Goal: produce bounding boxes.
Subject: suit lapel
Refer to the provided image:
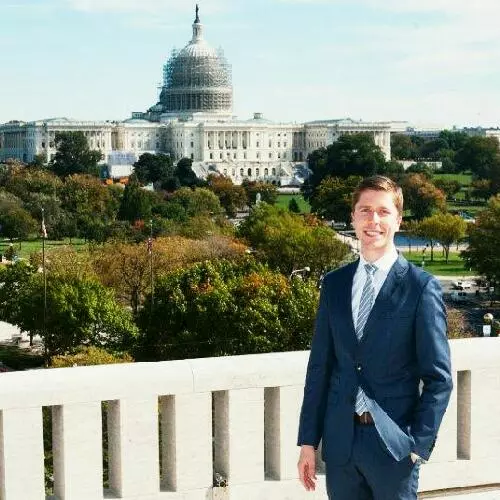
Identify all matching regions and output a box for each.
[337,260,358,350]
[360,253,409,344]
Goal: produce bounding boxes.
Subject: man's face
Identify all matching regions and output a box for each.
[352,189,402,259]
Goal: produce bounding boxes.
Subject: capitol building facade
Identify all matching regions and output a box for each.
[0,7,395,185]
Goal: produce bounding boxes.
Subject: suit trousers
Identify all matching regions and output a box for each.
[325,424,420,500]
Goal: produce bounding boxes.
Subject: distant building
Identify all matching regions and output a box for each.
[0,7,394,185]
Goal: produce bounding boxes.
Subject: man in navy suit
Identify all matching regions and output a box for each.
[297,176,452,499]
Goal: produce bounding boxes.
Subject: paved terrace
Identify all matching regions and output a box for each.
[0,339,499,499]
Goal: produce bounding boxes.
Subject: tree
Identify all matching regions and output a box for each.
[419,213,467,263]
[462,195,500,287]
[401,174,446,219]
[238,203,350,276]
[309,176,362,223]
[118,175,153,222]
[169,187,223,218]
[391,134,417,160]
[432,178,462,200]
[206,174,247,217]
[304,134,387,199]
[455,136,499,179]
[133,153,174,185]
[0,192,38,241]
[288,197,300,213]
[174,157,200,188]
[50,131,103,177]
[11,273,138,359]
[242,180,278,205]
[3,167,61,201]
[470,179,493,201]
[405,162,434,178]
[136,259,319,361]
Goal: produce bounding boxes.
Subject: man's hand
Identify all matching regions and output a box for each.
[298,445,317,491]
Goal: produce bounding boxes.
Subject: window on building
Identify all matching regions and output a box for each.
[247,168,252,177]
[210,153,213,159]
[190,153,194,160]
[240,168,244,176]
[243,152,247,159]
[256,152,260,159]
[256,168,260,176]
[264,168,269,176]
[220,153,223,159]
[269,152,272,159]
[256,141,260,147]
[190,141,194,148]
[272,168,276,176]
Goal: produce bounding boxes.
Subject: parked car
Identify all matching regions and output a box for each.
[452,280,472,290]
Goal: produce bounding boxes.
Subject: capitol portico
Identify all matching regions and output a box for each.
[0,6,394,185]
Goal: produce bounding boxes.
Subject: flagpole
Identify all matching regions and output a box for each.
[149,219,154,312]
[41,208,47,359]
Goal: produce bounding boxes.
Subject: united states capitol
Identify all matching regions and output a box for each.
[0,6,394,185]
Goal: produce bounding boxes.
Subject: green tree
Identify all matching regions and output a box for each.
[238,203,350,276]
[288,197,300,213]
[470,179,493,201]
[174,157,200,188]
[11,273,138,359]
[462,195,500,287]
[303,134,387,200]
[242,180,279,205]
[420,213,467,263]
[136,259,319,361]
[133,153,174,185]
[455,136,500,182]
[0,192,38,241]
[169,187,223,218]
[309,176,362,223]
[50,131,103,177]
[391,134,417,160]
[118,175,153,222]
[401,174,446,219]
[432,178,462,200]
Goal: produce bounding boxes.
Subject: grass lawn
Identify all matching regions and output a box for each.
[0,238,88,259]
[275,193,311,213]
[432,173,473,186]
[402,250,475,277]
[446,203,485,216]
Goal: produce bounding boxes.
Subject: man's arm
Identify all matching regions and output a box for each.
[411,277,453,460]
[297,274,335,448]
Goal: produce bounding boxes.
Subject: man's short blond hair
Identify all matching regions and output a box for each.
[351,176,404,215]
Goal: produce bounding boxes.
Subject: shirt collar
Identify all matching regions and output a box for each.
[359,247,398,274]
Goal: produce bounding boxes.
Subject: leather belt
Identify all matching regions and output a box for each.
[354,411,374,425]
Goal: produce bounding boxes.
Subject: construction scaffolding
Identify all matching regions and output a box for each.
[159,47,232,114]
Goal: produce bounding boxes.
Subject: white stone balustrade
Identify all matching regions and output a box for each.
[0,339,499,499]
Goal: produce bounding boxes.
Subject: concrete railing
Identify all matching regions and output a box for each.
[0,339,499,499]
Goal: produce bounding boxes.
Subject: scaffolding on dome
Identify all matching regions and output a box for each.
[158,46,233,114]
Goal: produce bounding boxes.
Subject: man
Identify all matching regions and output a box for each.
[297,176,452,499]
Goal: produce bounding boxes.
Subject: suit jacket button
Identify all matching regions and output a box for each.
[356,364,362,371]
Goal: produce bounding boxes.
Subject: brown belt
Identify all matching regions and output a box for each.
[354,412,374,425]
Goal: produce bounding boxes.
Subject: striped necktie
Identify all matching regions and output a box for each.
[355,263,377,415]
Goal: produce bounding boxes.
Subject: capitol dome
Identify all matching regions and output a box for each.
[156,6,233,116]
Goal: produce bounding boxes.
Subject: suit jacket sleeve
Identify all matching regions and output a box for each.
[411,276,453,460]
[297,274,335,448]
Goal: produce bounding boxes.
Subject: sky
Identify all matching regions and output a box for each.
[1,0,500,129]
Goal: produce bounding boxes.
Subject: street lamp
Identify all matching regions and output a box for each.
[482,313,494,337]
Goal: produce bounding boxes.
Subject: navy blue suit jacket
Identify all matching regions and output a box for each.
[297,253,453,465]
